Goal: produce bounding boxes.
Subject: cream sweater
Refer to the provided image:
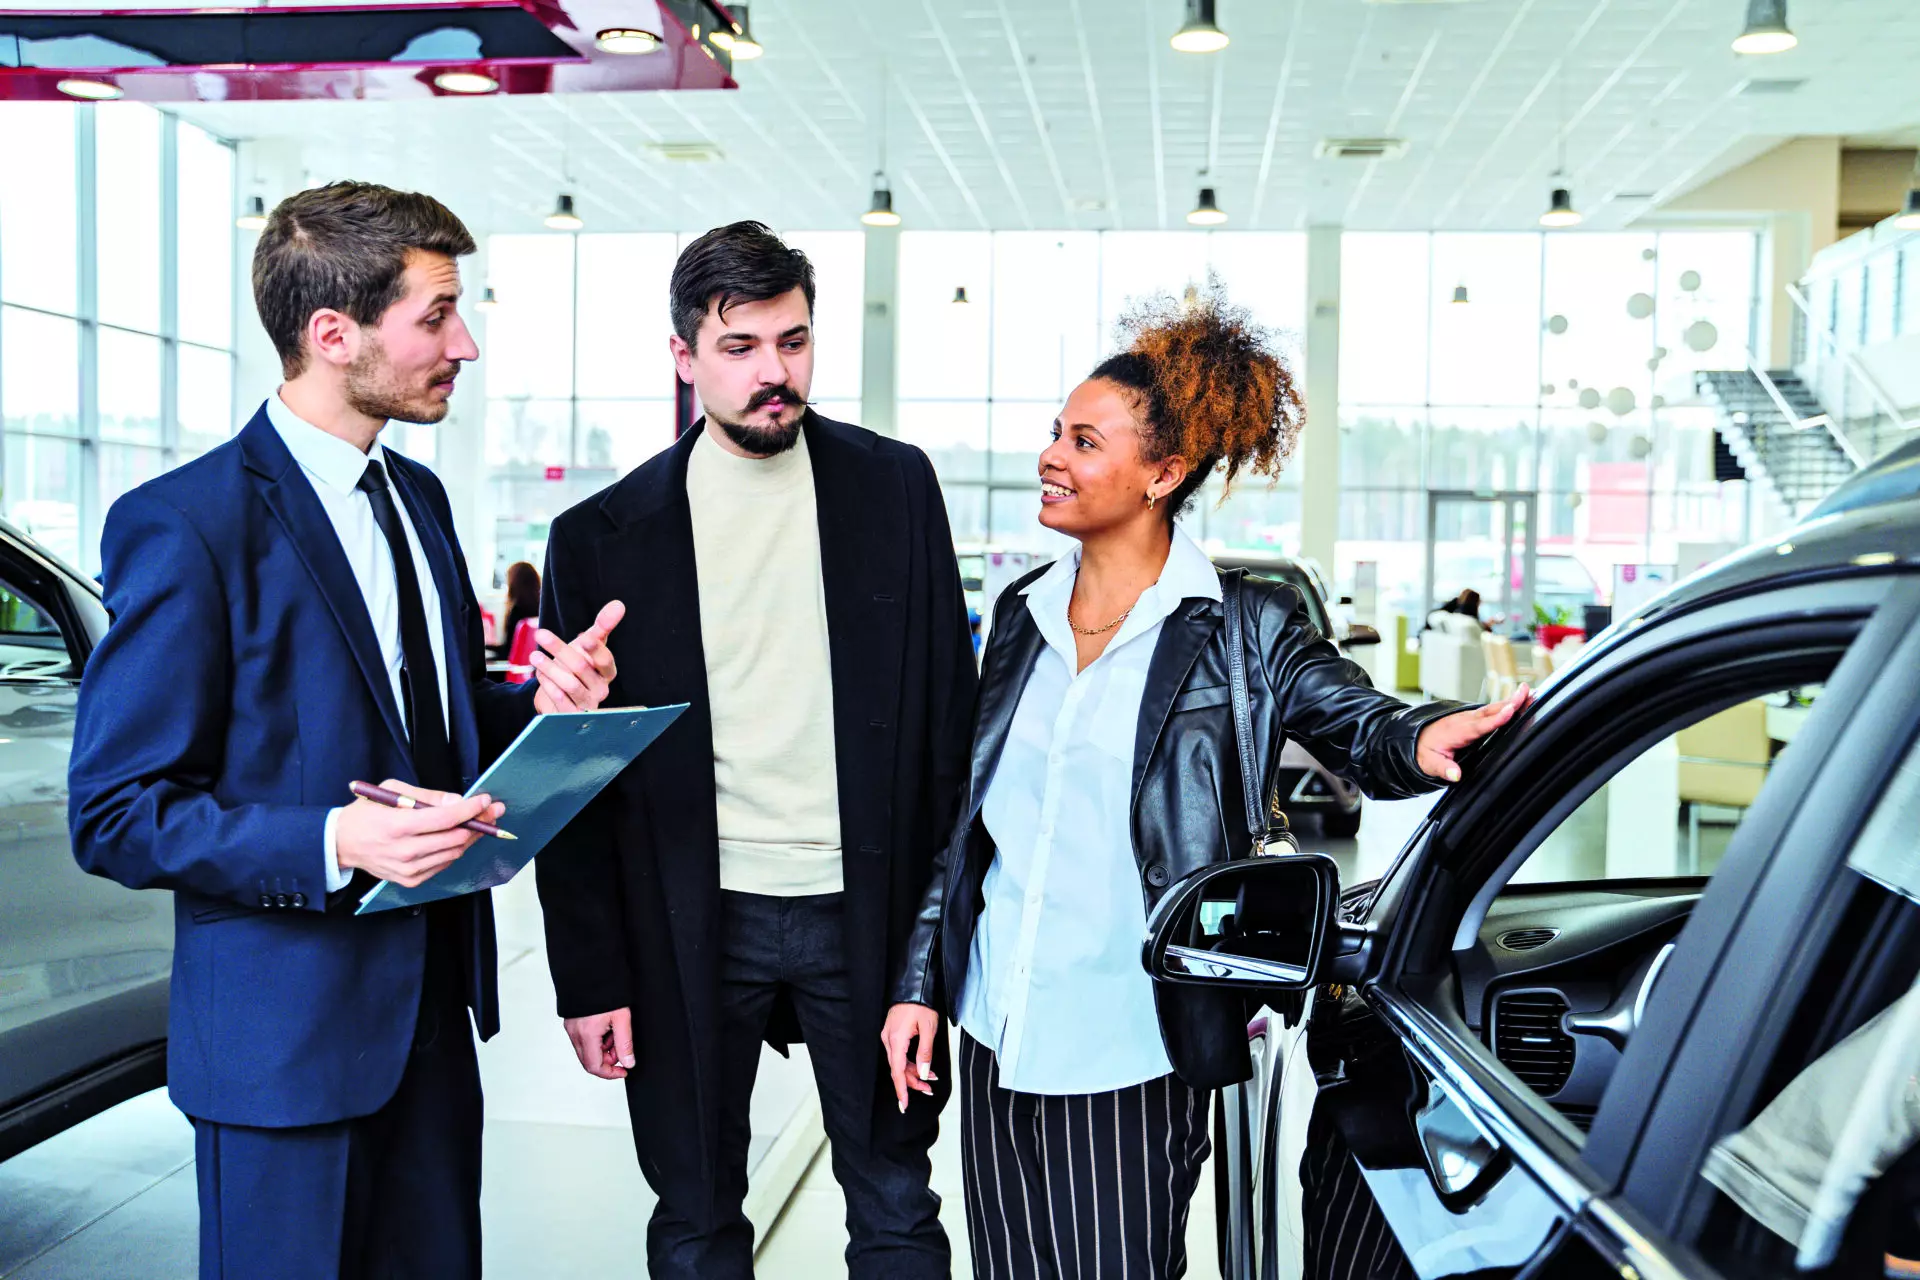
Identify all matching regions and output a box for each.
[686,427,844,896]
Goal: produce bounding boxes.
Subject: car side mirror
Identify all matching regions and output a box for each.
[1344,623,1381,647]
[1143,855,1341,994]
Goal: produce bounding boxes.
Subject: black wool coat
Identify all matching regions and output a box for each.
[535,411,977,1221]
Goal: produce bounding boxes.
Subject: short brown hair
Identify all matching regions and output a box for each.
[1091,275,1304,519]
[252,181,475,378]
[669,221,815,351]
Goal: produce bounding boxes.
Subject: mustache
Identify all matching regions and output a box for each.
[746,384,808,412]
[428,366,460,384]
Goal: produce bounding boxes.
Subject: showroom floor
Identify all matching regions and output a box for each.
[0,797,1433,1279]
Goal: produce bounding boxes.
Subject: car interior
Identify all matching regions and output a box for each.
[1447,677,1833,1138]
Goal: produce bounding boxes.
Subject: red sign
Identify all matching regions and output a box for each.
[544,466,566,481]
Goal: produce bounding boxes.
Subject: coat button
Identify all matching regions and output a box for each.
[274,893,290,908]
[408,906,424,917]
[1146,865,1170,888]
[258,893,273,908]
[292,893,308,909]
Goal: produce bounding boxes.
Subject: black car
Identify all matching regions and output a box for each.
[1151,448,1920,1279]
[0,522,168,1162]
[1211,551,1382,840]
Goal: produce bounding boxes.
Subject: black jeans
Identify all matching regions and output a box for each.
[646,890,950,1279]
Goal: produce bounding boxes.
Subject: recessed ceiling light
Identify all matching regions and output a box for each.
[433,70,498,95]
[595,27,662,54]
[1170,0,1229,53]
[1733,0,1797,54]
[1186,186,1228,226]
[545,194,583,231]
[56,78,122,101]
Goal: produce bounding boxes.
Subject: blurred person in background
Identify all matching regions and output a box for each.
[488,560,541,658]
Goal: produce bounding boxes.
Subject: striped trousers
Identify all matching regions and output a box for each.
[959,1032,1211,1280]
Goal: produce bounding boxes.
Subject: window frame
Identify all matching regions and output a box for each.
[1606,574,1920,1240]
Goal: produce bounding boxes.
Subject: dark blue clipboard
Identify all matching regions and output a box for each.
[355,703,687,914]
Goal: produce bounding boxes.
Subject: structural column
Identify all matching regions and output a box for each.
[860,224,900,437]
[1299,224,1342,573]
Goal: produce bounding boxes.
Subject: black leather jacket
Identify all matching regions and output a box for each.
[893,566,1464,1090]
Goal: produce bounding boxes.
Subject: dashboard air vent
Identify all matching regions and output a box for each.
[1494,992,1576,1096]
[1496,927,1559,953]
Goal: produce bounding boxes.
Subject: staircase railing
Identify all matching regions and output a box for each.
[1786,281,1920,466]
[1744,351,1863,469]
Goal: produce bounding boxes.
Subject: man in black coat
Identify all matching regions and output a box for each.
[536,222,976,1279]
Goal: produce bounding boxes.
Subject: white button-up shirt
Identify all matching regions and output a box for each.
[959,523,1223,1095]
[264,393,450,893]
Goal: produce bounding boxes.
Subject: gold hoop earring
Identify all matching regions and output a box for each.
[1147,491,1158,511]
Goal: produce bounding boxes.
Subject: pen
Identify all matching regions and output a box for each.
[349,781,517,840]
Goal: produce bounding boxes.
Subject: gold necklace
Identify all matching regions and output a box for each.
[1069,605,1132,637]
[1068,576,1134,636]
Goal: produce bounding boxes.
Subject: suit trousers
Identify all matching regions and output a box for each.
[958,1031,1211,1280]
[643,890,949,1280]
[191,902,483,1280]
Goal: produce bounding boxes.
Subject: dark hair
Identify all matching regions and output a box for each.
[505,561,540,616]
[1457,589,1483,616]
[1089,275,1304,520]
[252,181,475,379]
[669,221,815,351]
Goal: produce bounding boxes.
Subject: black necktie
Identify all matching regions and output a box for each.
[358,458,459,794]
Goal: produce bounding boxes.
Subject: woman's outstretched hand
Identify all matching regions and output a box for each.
[1416,685,1533,784]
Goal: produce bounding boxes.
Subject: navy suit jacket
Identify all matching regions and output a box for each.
[68,405,537,1128]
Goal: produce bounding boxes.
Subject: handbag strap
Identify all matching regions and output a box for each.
[1221,570,1269,851]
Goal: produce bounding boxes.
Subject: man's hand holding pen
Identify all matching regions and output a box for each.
[337,780,508,888]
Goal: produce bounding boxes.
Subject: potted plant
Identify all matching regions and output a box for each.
[1533,602,1584,653]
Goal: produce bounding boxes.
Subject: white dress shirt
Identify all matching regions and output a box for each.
[958,523,1223,1095]
[263,393,451,894]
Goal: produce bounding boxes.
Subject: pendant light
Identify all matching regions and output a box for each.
[545,194,583,231]
[476,286,500,312]
[1732,0,1797,54]
[1538,69,1582,229]
[861,176,901,227]
[951,286,970,305]
[1451,284,1470,305]
[1895,188,1920,232]
[860,72,901,227]
[235,194,268,231]
[711,6,763,60]
[1170,0,1229,54]
[1187,186,1227,226]
[1540,187,1582,228]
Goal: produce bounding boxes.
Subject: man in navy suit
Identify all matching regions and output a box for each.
[67,182,622,1279]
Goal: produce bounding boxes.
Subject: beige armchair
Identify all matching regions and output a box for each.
[1676,699,1772,873]
[1419,612,1487,703]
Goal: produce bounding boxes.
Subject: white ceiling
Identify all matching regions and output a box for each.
[169,0,1920,234]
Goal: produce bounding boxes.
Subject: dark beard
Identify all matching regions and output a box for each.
[714,415,802,456]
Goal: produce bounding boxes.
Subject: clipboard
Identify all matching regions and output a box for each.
[355,703,687,914]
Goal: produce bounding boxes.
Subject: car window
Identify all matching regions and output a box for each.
[1508,685,1822,885]
[1692,730,1920,1278]
[0,577,70,678]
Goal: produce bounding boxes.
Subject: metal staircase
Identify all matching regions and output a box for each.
[1697,369,1858,517]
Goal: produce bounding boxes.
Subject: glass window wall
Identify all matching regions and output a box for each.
[0,103,237,576]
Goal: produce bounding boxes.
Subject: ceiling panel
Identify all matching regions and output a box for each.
[164,0,1920,234]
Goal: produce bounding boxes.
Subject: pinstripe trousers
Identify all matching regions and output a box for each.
[959,1032,1211,1280]
[1299,1107,1416,1280]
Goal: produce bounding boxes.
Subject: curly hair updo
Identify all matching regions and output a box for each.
[1089,274,1304,520]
